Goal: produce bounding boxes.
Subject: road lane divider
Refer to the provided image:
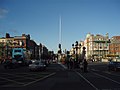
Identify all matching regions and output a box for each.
[0,76,25,85]
[91,71,120,85]
[103,71,120,77]
[91,69,99,71]
[58,62,67,70]
[0,73,37,80]
[23,72,56,86]
[75,71,99,90]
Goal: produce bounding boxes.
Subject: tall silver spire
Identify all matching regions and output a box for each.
[58,15,62,51]
[59,15,62,45]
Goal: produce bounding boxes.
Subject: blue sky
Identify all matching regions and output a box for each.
[0,0,120,53]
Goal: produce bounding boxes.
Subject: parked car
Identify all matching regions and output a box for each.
[3,59,18,69]
[24,60,32,66]
[29,61,46,71]
[108,60,120,71]
[31,60,37,63]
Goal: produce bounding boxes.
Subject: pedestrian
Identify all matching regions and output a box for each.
[66,59,70,69]
[83,59,88,72]
[69,58,73,69]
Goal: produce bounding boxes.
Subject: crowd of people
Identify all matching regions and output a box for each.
[65,57,88,72]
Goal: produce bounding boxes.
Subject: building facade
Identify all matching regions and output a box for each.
[84,33,110,61]
[109,36,120,57]
[0,33,32,60]
[29,40,39,59]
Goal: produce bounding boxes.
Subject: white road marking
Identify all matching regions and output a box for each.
[92,71,120,85]
[23,72,56,86]
[91,69,99,71]
[103,71,120,77]
[0,73,37,80]
[75,71,99,90]
[58,62,67,69]
[0,72,56,87]
[0,76,25,85]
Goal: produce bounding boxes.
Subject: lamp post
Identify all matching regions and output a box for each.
[58,44,62,62]
[72,44,75,55]
[72,41,82,68]
[82,46,88,72]
[72,41,78,68]
[75,41,78,62]
[82,47,86,60]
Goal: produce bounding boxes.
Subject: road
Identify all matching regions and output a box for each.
[0,62,120,90]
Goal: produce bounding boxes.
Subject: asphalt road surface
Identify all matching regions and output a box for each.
[0,62,120,90]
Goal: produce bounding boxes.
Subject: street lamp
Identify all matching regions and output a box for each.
[72,41,82,68]
[82,47,86,60]
[75,41,78,62]
[82,46,88,72]
[72,44,75,55]
[72,41,79,68]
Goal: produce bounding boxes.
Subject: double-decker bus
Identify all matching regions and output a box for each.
[12,48,25,65]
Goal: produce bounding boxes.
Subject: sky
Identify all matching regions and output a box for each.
[0,0,120,53]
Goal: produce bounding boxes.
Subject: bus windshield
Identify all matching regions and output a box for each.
[14,50,21,52]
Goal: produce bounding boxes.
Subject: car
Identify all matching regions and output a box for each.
[108,59,120,71]
[24,60,32,66]
[3,59,18,69]
[29,61,46,71]
[31,60,37,63]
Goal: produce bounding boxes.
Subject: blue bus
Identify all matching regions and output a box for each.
[12,48,25,65]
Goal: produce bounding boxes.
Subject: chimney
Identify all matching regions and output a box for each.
[22,34,26,37]
[6,33,10,38]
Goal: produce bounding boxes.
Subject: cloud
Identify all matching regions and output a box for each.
[0,8,8,18]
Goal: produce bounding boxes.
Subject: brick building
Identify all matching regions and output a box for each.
[109,36,120,57]
[0,33,31,60]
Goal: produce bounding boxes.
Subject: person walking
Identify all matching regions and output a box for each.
[69,58,74,69]
[83,59,88,72]
[66,59,70,69]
